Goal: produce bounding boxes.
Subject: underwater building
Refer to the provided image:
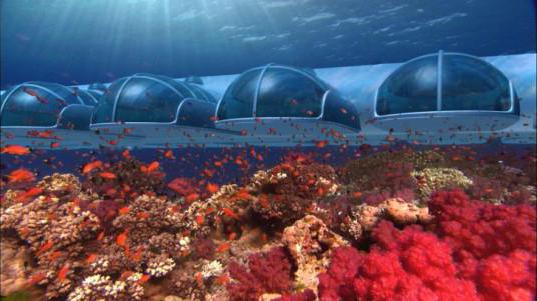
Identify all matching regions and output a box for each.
[1,52,535,149]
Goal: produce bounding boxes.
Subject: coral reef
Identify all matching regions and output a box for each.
[0,148,535,301]
[282,215,348,296]
[226,247,294,301]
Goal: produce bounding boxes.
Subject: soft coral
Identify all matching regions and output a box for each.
[227,247,294,301]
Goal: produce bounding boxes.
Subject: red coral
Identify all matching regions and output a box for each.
[429,189,536,299]
[319,221,479,301]
[319,190,536,301]
[227,247,294,301]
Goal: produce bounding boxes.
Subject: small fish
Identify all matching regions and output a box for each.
[130,247,143,262]
[228,232,237,240]
[119,207,130,215]
[108,139,118,145]
[164,150,175,159]
[215,274,230,285]
[138,274,150,284]
[8,168,35,183]
[116,231,128,247]
[315,140,328,148]
[195,272,204,286]
[196,214,204,225]
[82,160,103,174]
[339,107,348,114]
[122,149,131,159]
[141,161,159,173]
[185,193,200,203]
[136,211,150,219]
[216,242,230,253]
[36,241,53,255]
[206,183,219,194]
[16,187,43,202]
[97,231,105,241]
[85,253,98,265]
[57,264,70,282]
[1,145,31,155]
[27,272,47,286]
[50,141,60,148]
[99,172,117,179]
[352,191,363,198]
[48,251,63,261]
[222,208,239,220]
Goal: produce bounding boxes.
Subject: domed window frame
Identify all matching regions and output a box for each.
[0,82,92,129]
[216,64,334,121]
[374,50,518,119]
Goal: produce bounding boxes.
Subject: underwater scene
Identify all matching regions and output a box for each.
[1,0,536,300]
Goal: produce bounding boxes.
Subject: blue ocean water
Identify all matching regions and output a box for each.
[1,0,535,89]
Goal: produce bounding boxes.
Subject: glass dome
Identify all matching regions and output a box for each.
[216,64,360,129]
[1,81,84,127]
[376,51,518,116]
[91,73,216,124]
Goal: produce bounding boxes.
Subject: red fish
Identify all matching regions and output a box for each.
[8,168,35,183]
[141,161,159,173]
[17,187,43,202]
[164,150,175,159]
[196,214,204,225]
[36,241,53,255]
[136,211,150,219]
[119,207,130,215]
[27,272,47,286]
[85,253,98,265]
[82,160,103,174]
[315,140,328,148]
[216,242,230,253]
[206,183,219,194]
[122,149,131,159]
[99,172,117,179]
[57,264,70,282]
[1,145,31,155]
[50,141,60,148]
[116,231,128,247]
[222,208,239,220]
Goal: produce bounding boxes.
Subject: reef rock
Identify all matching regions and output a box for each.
[282,215,349,295]
[0,238,31,296]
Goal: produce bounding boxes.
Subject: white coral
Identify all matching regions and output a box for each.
[201,260,223,279]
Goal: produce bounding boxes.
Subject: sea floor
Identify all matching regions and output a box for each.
[0,145,536,301]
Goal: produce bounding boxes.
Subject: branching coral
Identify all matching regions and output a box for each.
[68,273,145,301]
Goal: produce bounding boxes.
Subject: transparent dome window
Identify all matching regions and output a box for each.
[115,78,183,123]
[376,56,438,115]
[217,69,261,119]
[256,67,324,117]
[441,55,511,111]
[1,83,81,127]
[91,78,126,124]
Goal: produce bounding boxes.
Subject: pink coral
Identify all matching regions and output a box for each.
[319,221,479,301]
[319,190,536,301]
[227,247,294,301]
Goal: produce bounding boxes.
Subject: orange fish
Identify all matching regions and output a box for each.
[215,274,230,285]
[216,242,230,253]
[99,172,117,179]
[130,248,143,262]
[119,207,130,215]
[122,149,131,159]
[8,168,35,183]
[17,187,43,202]
[136,211,150,219]
[222,208,239,220]
[195,215,204,226]
[86,253,98,265]
[82,160,103,174]
[214,161,223,167]
[164,150,175,159]
[138,274,150,284]
[1,145,30,155]
[108,140,118,145]
[315,140,328,148]
[141,161,159,173]
[97,231,105,241]
[353,191,363,198]
[36,241,53,255]
[116,231,128,247]
[206,183,219,194]
[27,272,47,286]
[48,251,63,261]
[50,141,60,148]
[195,272,204,286]
[57,264,69,282]
[185,193,200,203]
[228,232,237,240]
